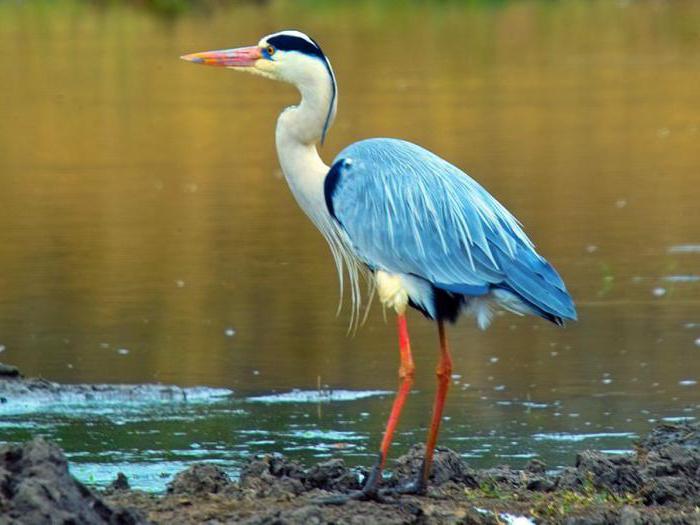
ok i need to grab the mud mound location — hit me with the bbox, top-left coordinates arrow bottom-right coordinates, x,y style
558,450 -> 645,494
640,421 -> 700,450
555,422 -> 700,505
108,472 -> 131,492
390,444 -> 479,488
452,422 -> 700,508
168,463 -> 232,495
239,454 -> 362,497
0,438 -> 143,525
160,423 -> 700,509
236,445 -> 479,500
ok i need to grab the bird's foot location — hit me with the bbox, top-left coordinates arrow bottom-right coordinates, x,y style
391,476 -> 427,496
313,487 -> 390,506
314,476 -> 428,504
315,459 -> 389,505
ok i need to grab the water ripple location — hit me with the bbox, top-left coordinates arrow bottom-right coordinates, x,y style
246,389 -> 391,404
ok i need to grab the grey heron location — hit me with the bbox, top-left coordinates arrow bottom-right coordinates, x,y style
181,30 -> 576,500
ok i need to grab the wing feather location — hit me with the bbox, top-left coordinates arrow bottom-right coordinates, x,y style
327,138 -> 576,321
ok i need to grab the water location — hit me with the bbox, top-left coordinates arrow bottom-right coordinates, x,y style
3,385 -> 686,492
1,0 -> 699,491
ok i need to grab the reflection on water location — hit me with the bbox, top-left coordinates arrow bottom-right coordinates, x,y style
0,0 -> 699,488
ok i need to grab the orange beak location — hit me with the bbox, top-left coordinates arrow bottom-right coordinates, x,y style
180,46 -> 262,68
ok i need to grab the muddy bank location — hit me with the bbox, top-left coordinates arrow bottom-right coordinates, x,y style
0,438 -> 142,524
1,423 -> 699,524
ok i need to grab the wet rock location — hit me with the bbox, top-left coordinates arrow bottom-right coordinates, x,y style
574,450 -> 645,494
526,476 -> 555,492
239,453 -> 361,497
557,450 -> 643,494
475,464 -> 528,489
525,458 -> 547,474
549,424 -> 700,508
167,463 -> 231,495
305,457 -> 362,492
240,454 -> 307,497
640,468 -> 700,506
0,437 -> 143,524
109,472 -> 131,492
637,426 -> 700,505
639,422 -> 700,451
0,362 -> 21,378
264,453 -> 307,480
391,444 -> 478,487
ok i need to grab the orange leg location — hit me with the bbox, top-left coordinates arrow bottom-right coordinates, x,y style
420,319 -> 453,489
362,313 -> 415,495
380,313 -> 416,464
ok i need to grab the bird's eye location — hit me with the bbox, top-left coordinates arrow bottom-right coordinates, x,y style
266,45 -> 276,57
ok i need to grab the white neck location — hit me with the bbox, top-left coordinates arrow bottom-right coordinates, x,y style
275,73 -> 336,226
273,67 -> 364,326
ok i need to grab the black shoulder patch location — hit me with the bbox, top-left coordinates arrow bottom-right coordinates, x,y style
267,34 -> 324,59
324,159 -> 345,222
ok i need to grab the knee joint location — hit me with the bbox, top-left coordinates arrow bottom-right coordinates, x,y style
399,362 -> 415,380
436,363 -> 452,381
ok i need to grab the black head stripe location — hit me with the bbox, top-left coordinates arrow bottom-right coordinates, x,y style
267,34 -> 324,59
268,32 -> 336,145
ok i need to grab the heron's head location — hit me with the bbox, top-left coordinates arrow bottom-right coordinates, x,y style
182,30 -> 331,82
181,30 -> 336,142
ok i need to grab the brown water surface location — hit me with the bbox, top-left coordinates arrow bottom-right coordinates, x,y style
0,0 -> 698,489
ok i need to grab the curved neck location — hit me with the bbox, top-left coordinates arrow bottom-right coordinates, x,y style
276,72 -> 335,146
272,70 -> 363,325
275,75 -> 336,223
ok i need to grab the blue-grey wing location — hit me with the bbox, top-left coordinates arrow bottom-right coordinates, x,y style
325,138 -> 576,321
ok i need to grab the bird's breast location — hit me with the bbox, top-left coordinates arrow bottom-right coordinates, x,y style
376,271 -> 409,315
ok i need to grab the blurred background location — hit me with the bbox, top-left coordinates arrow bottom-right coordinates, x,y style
0,0 -> 698,490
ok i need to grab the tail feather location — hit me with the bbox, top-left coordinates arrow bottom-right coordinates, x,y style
495,245 -> 577,323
